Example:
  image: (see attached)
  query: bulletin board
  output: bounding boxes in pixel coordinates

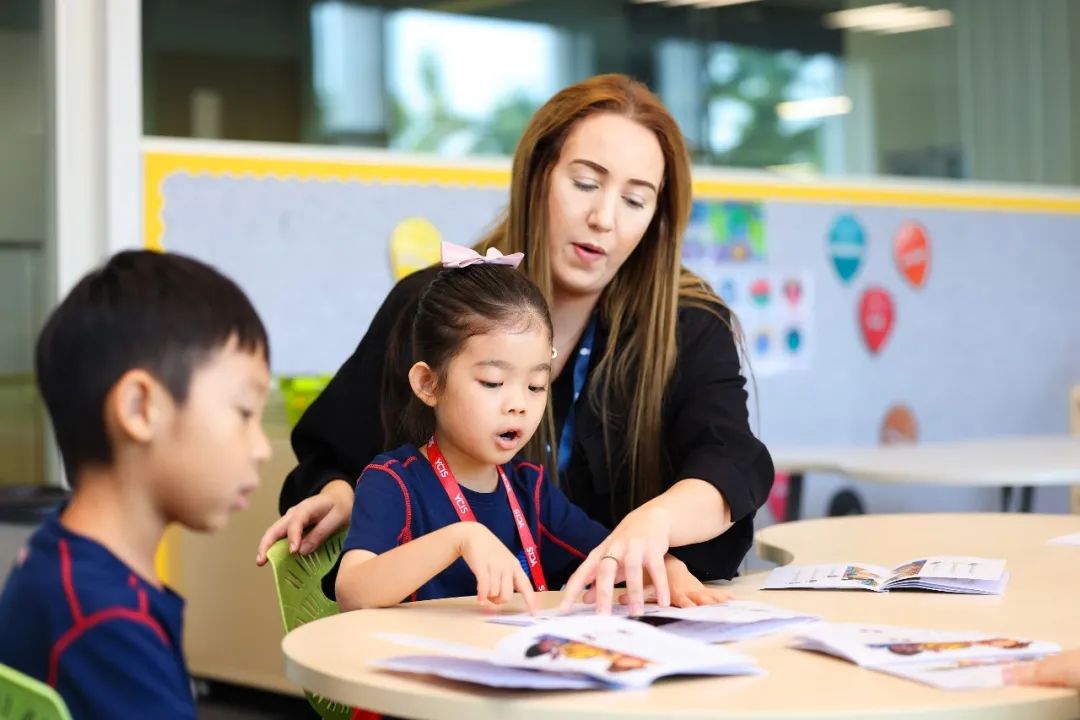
[144,137,1080,518]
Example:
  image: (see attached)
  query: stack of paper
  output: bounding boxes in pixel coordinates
[762,556,1008,595]
[374,616,762,690]
[489,600,819,643]
[791,623,1059,690]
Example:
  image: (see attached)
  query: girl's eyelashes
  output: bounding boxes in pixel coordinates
[528,385,547,394]
[573,179,599,192]
[624,195,646,209]
[478,380,502,389]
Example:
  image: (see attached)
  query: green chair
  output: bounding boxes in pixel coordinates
[266,529,352,720]
[0,663,72,720]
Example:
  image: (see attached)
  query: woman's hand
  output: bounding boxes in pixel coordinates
[254,479,354,565]
[559,505,672,616]
[616,555,732,609]
[1004,650,1080,688]
[458,524,538,613]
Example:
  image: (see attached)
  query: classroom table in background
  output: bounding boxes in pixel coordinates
[772,435,1080,521]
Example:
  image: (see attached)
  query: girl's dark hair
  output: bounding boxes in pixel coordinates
[382,264,552,448]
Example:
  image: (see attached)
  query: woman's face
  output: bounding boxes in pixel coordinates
[546,112,665,300]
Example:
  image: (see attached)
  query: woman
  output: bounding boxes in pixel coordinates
[256,74,774,613]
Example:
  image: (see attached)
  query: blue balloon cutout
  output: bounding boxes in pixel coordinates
[828,214,866,283]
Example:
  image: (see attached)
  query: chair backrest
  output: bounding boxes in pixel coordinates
[266,529,351,720]
[0,664,72,720]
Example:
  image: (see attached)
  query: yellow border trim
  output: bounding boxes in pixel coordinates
[692,179,1080,214]
[143,152,512,251]
[144,150,1080,250]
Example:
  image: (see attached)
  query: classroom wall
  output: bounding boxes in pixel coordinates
[144,138,1080,521]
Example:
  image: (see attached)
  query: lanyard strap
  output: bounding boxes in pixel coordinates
[556,314,598,479]
[426,438,548,592]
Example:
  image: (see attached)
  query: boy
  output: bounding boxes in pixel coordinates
[0,250,271,718]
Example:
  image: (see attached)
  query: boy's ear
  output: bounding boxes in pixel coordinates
[104,369,172,444]
[407,362,439,409]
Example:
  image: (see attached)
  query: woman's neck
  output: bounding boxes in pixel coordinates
[550,289,600,379]
[423,435,498,493]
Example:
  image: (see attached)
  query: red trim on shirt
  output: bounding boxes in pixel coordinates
[530,464,544,552]
[539,524,587,561]
[58,540,83,624]
[402,455,417,467]
[362,462,413,545]
[48,540,171,688]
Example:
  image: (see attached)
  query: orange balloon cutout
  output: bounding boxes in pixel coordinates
[894,222,930,289]
[859,287,895,355]
[880,404,918,445]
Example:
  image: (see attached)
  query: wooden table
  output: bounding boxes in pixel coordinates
[772,435,1080,521]
[282,513,1080,719]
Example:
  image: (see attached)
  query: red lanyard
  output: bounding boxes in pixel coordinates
[426,437,548,592]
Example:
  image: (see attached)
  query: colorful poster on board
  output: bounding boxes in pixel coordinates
[828,214,866,284]
[859,286,895,355]
[690,265,813,377]
[894,221,930,289]
[683,200,766,265]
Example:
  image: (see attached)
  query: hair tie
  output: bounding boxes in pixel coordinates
[441,241,524,269]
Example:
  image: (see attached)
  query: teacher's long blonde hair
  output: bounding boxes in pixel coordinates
[478,73,727,508]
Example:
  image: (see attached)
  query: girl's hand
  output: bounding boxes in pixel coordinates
[559,506,671,616]
[616,556,732,609]
[458,524,538,613]
[255,479,353,565]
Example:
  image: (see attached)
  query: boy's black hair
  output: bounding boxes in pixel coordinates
[35,250,269,483]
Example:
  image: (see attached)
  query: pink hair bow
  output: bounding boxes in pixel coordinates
[441,241,524,269]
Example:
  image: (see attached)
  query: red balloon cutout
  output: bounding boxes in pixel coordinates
[894,222,930,288]
[859,287,895,354]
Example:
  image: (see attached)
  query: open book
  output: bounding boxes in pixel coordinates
[374,616,761,690]
[488,600,819,643]
[792,622,1059,690]
[762,556,1007,595]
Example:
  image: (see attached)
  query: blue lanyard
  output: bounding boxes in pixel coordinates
[556,314,597,479]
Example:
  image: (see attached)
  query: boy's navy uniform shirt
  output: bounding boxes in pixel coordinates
[0,508,195,719]
[343,444,609,600]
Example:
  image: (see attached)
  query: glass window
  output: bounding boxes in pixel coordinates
[0,0,48,489]
[143,0,1080,186]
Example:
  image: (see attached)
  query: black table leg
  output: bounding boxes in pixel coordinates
[786,473,804,522]
[1020,486,1035,512]
[1000,486,1013,512]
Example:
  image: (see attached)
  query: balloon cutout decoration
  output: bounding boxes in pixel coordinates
[828,214,866,283]
[749,278,771,308]
[389,217,443,280]
[894,221,930,289]
[880,404,918,445]
[858,286,895,355]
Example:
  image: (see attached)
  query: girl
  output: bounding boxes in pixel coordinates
[260,74,773,615]
[335,243,723,611]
